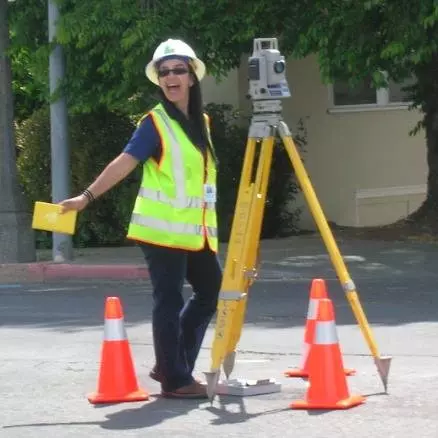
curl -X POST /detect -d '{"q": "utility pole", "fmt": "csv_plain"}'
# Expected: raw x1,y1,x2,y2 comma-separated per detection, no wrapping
0,0,36,263
48,0,72,262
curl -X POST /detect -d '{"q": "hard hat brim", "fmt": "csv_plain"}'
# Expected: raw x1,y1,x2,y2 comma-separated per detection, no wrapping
145,57,206,85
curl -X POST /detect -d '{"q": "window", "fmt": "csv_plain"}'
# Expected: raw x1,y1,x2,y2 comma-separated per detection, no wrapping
333,77,377,106
328,73,415,111
388,78,415,103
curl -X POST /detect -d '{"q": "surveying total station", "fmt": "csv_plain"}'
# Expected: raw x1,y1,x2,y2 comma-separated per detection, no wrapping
204,38,392,401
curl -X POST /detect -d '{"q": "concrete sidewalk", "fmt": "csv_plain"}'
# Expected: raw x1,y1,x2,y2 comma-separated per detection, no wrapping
0,235,314,283
0,246,148,283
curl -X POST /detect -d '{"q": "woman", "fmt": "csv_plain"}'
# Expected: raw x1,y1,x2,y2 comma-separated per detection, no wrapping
59,39,222,399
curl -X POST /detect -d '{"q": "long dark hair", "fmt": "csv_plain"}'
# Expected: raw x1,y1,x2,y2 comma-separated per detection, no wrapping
158,67,218,164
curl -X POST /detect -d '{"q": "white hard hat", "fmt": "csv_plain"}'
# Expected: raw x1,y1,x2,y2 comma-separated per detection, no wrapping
145,39,206,85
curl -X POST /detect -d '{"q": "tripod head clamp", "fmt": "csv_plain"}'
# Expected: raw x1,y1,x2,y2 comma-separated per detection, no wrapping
247,38,291,102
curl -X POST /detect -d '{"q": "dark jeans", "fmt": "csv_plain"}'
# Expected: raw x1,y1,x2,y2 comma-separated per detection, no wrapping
139,242,222,392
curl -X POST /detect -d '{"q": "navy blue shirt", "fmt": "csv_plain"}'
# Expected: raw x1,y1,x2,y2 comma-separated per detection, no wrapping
123,114,162,163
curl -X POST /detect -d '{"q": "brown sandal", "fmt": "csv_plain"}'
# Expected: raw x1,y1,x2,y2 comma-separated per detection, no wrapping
161,381,208,399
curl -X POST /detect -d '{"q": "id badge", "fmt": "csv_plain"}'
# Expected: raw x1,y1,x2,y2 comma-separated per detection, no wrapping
204,184,217,203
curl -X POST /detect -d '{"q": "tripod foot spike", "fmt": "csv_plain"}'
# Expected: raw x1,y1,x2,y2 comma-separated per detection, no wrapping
374,356,392,393
223,351,236,380
204,370,220,402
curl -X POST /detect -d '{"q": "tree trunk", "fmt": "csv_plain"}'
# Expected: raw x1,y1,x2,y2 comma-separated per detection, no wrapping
403,54,438,231
423,108,438,206
0,0,36,263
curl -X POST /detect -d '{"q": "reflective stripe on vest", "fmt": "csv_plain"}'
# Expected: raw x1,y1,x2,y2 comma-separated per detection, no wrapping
154,108,187,203
130,213,217,238
137,186,215,210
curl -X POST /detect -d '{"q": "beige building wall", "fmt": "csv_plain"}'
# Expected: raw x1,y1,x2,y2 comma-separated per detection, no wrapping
282,55,427,229
203,54,428,230
201,68,240,108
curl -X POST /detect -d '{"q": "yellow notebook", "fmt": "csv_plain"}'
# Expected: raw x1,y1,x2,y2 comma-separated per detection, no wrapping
32,201,78,235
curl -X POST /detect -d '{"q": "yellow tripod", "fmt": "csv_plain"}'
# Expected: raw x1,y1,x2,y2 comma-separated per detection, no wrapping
204,38,391,402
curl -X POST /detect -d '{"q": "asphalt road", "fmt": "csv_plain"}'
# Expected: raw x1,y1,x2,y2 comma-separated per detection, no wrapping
1,238,438,437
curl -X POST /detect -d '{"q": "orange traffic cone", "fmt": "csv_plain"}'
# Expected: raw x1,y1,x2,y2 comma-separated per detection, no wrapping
284,278,327,377
87,296,149,404
285,279,355,378
290,298,365,410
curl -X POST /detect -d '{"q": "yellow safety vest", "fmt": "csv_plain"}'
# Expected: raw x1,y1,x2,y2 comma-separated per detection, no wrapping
127,103,218,252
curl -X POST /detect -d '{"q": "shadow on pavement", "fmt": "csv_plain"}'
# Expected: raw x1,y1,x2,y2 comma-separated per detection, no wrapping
3,396,199,431
3,394,292,431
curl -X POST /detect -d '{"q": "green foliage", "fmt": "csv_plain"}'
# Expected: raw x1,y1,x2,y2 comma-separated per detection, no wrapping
7,0,292,117
8,0,49,121
206,103,304,241
282,1,438,209
285,2,438,114
9,0,438,125
16,106,141,248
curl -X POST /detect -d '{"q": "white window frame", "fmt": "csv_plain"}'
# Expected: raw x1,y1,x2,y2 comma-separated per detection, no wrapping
327,72,414,114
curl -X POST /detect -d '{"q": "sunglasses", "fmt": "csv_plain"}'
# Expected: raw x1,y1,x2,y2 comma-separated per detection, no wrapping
157,67,189,78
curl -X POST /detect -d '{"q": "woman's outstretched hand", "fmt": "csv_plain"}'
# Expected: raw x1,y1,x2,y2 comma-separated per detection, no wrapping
59,194,89,213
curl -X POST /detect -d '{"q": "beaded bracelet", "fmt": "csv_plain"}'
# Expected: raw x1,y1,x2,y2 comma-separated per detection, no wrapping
82,188,95,203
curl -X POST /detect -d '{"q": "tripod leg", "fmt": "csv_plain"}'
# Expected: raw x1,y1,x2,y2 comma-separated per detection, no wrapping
223,134,276,379
205,136,257,400
278,121,392,392
205,133,275,401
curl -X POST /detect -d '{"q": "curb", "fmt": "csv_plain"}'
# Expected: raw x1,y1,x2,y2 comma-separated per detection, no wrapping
0,262,149,283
